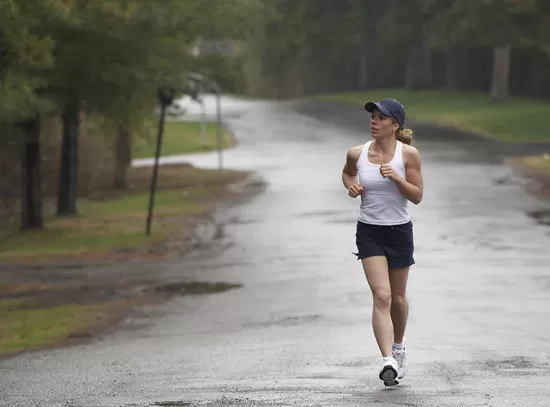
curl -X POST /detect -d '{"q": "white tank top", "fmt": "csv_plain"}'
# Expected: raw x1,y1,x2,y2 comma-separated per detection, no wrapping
357,140,411,225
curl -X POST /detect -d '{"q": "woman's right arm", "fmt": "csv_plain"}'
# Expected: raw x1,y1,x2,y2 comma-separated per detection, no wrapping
342,145,364,198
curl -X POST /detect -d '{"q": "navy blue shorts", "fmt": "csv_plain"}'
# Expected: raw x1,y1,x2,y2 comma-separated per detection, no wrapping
354,221,415,268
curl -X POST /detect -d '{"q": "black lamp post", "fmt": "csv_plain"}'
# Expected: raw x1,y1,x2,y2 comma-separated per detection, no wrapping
145,75,222,236
145,86,175,236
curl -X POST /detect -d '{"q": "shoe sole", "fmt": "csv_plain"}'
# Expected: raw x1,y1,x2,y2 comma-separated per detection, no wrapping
379,366,399,386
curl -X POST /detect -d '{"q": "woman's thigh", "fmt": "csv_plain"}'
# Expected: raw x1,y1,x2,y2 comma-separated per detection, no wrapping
361,256,391,296
389,267,410,297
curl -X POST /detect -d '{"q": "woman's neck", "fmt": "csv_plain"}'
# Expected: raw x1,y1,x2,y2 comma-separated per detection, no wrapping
373,137,396,155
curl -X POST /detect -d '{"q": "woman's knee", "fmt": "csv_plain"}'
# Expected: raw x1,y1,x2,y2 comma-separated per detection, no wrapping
391,293,407,308
373,290,392,310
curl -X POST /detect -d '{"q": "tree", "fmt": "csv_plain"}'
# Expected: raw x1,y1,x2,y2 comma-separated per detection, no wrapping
101,0,253,189
240,0,359,97
353,0,380,89
0,0,55,230
45,0,253,206
427,0,550,100
0,0,258,231
377,0,435,89
44,1,146,215
19,117,43,230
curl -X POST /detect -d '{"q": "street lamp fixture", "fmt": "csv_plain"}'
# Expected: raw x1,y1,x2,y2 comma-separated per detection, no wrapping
145,75,223,236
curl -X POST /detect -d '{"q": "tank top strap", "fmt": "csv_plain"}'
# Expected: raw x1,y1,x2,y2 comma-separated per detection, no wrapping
357,141,372,167
392,141,404,166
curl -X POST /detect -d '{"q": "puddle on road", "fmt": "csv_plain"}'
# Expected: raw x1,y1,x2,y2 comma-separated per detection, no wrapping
147,281,242,296
227,216,260,225
243,313,322,328
528,209,550,226
213,223,225,240
330,359,369,368
152,402,191,407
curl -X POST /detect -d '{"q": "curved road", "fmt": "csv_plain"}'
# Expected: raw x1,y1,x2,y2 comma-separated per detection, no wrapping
2,97,550,406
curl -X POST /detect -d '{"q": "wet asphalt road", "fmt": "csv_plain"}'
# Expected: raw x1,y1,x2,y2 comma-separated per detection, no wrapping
2,96,550,406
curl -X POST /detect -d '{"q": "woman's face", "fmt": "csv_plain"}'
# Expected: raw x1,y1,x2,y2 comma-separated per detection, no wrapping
370,109,398,139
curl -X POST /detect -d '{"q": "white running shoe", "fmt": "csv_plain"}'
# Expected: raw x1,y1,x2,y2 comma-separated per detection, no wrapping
378,356,399,386
393,344,408,379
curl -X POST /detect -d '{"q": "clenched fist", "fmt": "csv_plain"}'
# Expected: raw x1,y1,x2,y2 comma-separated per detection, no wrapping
380,163,400,181
348,183,364,198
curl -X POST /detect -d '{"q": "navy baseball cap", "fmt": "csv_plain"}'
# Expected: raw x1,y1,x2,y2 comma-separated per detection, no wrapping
364,98,406,129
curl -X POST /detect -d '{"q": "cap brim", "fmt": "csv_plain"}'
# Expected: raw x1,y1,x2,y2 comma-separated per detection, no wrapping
364,101,391,117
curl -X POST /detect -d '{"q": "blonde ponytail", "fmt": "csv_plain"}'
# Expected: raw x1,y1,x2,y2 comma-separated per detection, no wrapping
396,128,413,145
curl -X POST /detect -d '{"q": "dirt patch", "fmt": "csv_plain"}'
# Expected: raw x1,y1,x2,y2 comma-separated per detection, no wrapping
507,157,550,200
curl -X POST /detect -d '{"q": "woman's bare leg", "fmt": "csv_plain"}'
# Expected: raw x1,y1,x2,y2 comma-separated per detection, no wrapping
361,256,393,357
389,267,410,344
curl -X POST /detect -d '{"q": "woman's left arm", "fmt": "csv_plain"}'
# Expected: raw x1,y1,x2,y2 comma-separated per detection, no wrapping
381,146,423,204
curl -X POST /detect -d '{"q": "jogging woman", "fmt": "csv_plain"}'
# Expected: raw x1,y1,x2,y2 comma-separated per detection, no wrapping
341,98,424,386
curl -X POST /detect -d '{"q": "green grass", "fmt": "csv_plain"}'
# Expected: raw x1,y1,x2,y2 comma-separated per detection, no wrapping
0,188,207,259
314,89,550,143
0,299,107,355
132,120,234,159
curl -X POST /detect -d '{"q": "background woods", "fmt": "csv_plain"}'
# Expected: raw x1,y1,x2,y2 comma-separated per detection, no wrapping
240,0,550,99
0,0,247,234
1,0,550,235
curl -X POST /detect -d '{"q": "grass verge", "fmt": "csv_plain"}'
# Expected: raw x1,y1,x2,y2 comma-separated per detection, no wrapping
0,164,248,263
519,154,550,170
0,279,243,356
0,298,120,355
508,154,550,199
132,120,235,159
314,89,550,143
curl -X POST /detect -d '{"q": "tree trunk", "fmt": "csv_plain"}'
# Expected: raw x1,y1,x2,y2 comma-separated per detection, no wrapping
405,42,415,89
57,97,80,216
490,45,511,102
405,33,433,90
356,11,370,90
20,116,43,230
114,123,131,189
527,55,542,97
460,46,471,90
420,35,433,88
356,0,378,90
445,44,459,90
358,42,368,90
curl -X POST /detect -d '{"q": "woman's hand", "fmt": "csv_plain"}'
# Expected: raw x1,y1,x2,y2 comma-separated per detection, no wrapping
347,183,364,198
380,163,402,182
